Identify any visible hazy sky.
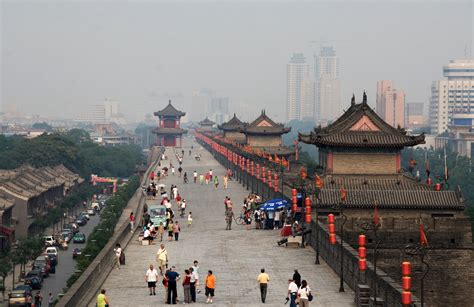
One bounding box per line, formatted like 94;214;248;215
1;0;473;123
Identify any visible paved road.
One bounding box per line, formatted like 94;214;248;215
1;213;100;306
92;138;354;307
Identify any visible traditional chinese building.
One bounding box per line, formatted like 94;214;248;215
299;93;473;307
241;110;294;157
198;117;216;132
218;113;247;143
153;100;187;147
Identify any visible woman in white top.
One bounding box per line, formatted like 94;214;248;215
297;280;312;307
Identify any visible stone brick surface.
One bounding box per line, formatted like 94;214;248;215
90;138;354;307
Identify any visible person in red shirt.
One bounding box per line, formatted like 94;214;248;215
129;212;135;233
182;269;192;303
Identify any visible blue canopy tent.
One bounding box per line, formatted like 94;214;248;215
259;198;290;211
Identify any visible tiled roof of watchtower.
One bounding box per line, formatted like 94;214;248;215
154;100;186;117
241;110;291;135
299;93;425;148
218;113;247;131
199;117;215;126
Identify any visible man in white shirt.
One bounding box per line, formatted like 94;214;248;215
192;260;201;293
113;244;122;269
189;267;199;302
287;278;298;307
145;264;159;296
193;171;198;183
156;244;168;275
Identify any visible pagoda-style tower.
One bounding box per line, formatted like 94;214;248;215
153;100;187;147
218;113;247;143
299;93;473;307
198;117;215;132
241;110;293;156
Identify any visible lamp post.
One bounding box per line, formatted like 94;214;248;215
330;201;346;292
357;220;381;303
401;243;429;307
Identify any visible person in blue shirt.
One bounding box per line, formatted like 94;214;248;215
165;266;180;304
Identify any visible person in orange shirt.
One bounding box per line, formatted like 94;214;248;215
205;270;216;304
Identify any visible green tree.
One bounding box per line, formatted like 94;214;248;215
32;122;53;132
0;255;11;298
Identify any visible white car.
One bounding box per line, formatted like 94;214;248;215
44;236;56;247
87;209;96;215
45;246;58;257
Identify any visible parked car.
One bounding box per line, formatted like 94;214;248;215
33;255;54;275
24;270;43;290
72;248;82;259
43;236;56;247
63;223;79;234
75;216;87;226
47;254;58;267
8;289;32;307
73;232;86;243
87;208;96;215
61;230;73;243
45;246;58;257
80;212;90;220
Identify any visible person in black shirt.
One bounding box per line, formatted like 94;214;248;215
166;266;180;304
293;269;301;288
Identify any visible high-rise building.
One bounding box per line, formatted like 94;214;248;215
209;96;230;125
76;99;126;125
314;46;341;123
376;80;405;128
405;102;425;128
286;53;313;121
191;89;215;122
429;59;474;135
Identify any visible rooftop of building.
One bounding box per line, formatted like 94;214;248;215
218;113;247;131
152;127;188;135
199;117;215;126
154;100;186;118
241;110;291;136
299;93;425;148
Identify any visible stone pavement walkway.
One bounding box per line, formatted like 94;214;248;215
91;138;354;307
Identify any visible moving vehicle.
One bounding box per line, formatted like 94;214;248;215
45;246;58;257
148;205;167;226
33;255;54;276
24;270;43;290
73;232;86;243
72;248;82;259
8;289;32;307
43;236;56;247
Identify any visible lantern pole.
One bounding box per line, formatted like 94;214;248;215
331;201;346;292
402;243;430;307
358;220;381;304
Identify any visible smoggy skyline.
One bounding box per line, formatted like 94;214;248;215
1;0;473;123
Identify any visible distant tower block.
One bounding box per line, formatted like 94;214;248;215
152;100;187;147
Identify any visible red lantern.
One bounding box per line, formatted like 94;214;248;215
434;183;441;191
292;189;297;197
358;234;366;247
328;214;335;224
329;233;337;245
328;223;336;234
401;262;411;276
402;276;411;291
358;259;367;271
262;167;266;183
273;173;278;192
401;291;412;305
358;247;366;259
305;197;311;223
426;177;432;185
250;162;254;176
268;173;272;188
256;164;260;179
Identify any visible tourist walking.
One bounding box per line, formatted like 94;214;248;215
96;289;110;307
34;291;43;307
257;268;270;303
173;221;181;241
146;264;159;296
192;260;201;293
183;172;188;184
287;279;298;307
168;221;174;241
205;270;216;304
113;243;121;269
171;166;175;176
156;244;168;275
129;212;135;232
225;208;234;230
158;222;165;241
293;269;301;288
166;266;180;304
193;170;198;183
178;166;183;177
297;280;312;307
187;212;193;227
189;267;199;302
213;176;219;189
205;172;210;185
183;269;192;304
199;174;204;185
48;293;54;307
180;199;186;218
223;174;228;189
